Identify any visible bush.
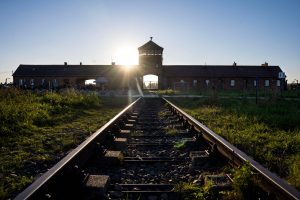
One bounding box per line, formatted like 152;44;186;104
155;89;175;96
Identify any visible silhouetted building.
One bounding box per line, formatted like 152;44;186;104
13;38;286;91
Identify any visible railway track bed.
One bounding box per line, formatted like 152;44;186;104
15;97;300;200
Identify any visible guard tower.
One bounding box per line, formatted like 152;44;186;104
138;37;163;70
138;37;164;89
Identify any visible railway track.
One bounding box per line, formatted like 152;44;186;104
15;97;300;200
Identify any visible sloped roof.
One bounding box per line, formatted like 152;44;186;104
138;40;164;51
163;65;282;78
13;64;138;77
13;64;282;79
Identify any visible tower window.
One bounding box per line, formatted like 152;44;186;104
230;80;235;87
205;80;210;86
277;80;281;87
265;80;270;87
193;80;197;86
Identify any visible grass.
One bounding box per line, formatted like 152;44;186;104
169;96;300;190
174;163;265;199
0;88;128;199
173;140;186;150
174;178;219;199
174;182;205;200
155;89;176;96
152;88;300;99
165;127;178;136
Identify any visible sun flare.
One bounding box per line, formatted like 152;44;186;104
114;46;138;66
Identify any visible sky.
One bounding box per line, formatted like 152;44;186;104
0;0;299;83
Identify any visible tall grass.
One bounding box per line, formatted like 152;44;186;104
0;88;127;199
170;97;300;189
0;89;101;135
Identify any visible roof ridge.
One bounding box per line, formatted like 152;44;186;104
138;40;164;50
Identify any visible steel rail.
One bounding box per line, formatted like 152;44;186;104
14;97;141;200
163;97;300;200
15;97;300;199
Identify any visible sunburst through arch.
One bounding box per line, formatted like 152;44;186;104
143;74;158;90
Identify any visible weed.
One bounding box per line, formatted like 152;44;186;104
169;97;300;189
155;89;176;96
174;181;215;200
232;162;254;197
0;184;7;200
173;141;186;150
0;88;128;198
174;182;203;200
158;110;167;118
166;127;178;136
287;155;300;188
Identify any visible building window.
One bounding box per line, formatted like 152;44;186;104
30;79;34;86
193;80;197;86
277;80;281;87
180;80;184;83
63;79;70;85
230;80;235;87
52;79;57;87
254;80;257;87
265;80;270;87
19;79;23;86
205;80;210;86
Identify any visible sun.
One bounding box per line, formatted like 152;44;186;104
114;46;138;66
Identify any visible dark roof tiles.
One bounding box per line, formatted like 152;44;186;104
163;65;282;78
138;40;164;51
13;64;282;78
13;65;137;77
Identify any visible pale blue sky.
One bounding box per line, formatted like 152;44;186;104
0;0;299;83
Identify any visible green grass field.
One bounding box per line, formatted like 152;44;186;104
153;88;300;99
1;88;299;198
169;96;300;190
0;89;129;199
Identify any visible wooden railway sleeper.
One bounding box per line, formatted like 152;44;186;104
14;97;300;200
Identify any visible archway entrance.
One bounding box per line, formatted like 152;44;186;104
143;74;158;90
84;79;96;90
85;79;96;86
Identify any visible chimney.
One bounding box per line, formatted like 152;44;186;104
80;62;82;65
261;62;268;67
112;62;115;66
64;62;67;66
233;62;237;66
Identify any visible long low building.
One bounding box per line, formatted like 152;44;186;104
13;38;286;91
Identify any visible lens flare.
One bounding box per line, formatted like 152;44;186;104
114;46;138;66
